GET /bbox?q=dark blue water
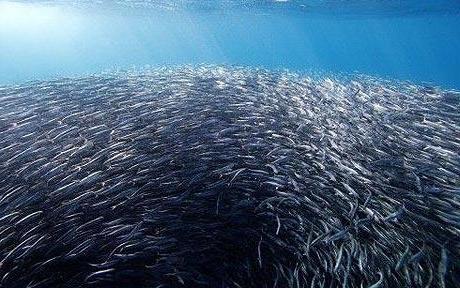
[1,1,460,88]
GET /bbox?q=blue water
[1,1,460,89]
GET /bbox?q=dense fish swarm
[0,66,459,288]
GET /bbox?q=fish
[438,245,449,288]
[395,245,411,271]
[367,272,383,288]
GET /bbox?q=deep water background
[1,1,460,89]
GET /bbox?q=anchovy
[395,245,411,271]
[383,204,405,222]
[438,245,449,288]
[367,272,383,288]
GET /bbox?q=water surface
[1,1,459,88]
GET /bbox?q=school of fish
[0,66,459,287]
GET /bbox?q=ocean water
[1,0,460,89]
[1,2,460,287]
